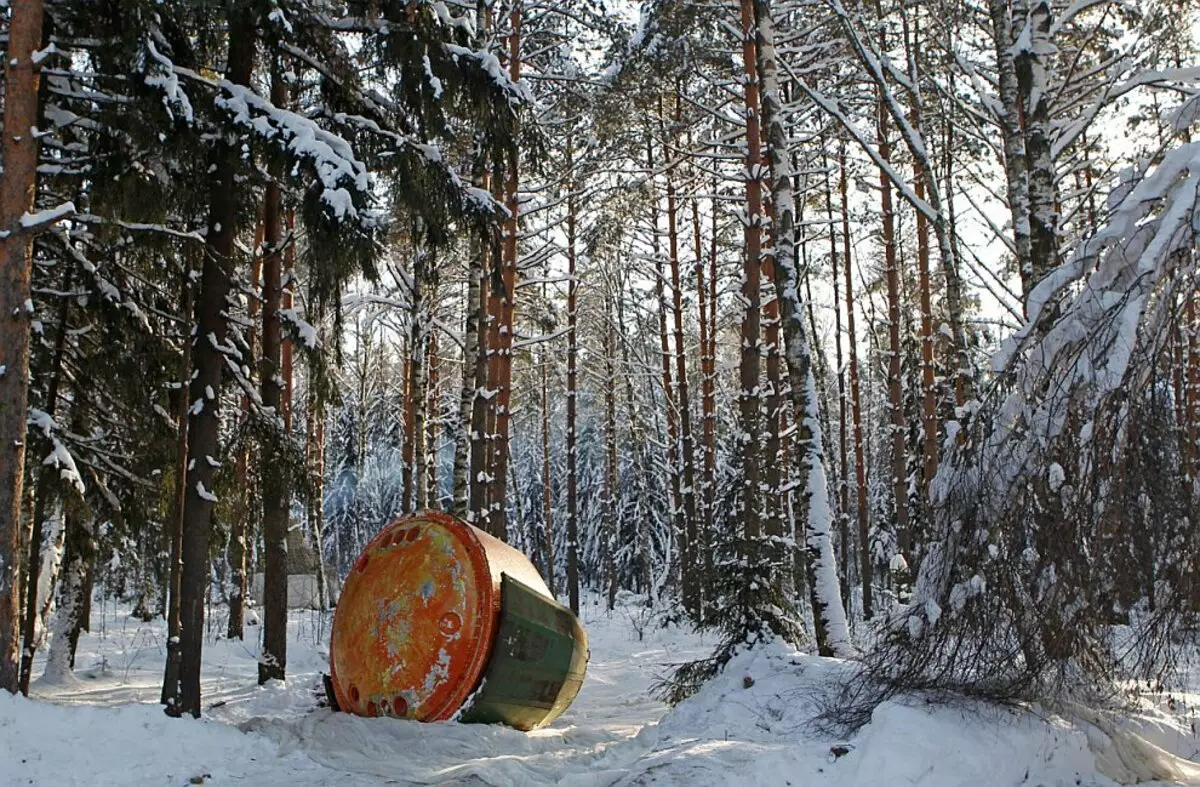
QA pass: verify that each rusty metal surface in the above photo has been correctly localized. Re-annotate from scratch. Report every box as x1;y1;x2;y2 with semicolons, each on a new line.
329;512;497;721
328;511;587;729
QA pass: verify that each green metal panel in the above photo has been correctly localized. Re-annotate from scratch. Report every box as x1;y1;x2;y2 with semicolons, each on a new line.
458;574;589;731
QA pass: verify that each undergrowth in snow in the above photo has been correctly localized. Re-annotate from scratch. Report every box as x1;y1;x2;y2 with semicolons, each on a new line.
2;595;1199;786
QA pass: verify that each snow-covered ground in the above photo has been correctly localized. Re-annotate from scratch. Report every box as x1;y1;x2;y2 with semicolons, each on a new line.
3;596;1200;786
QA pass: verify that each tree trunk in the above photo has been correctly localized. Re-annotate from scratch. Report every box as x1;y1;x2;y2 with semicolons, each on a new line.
1013;0;1059;290
483;7;522;542
306;375;329;611
914;148;938;503
282;209;295;433
647;133;684;602
228;219;262;642
692;196;716;571
661;98;699;615
19;265;72;695
616;282;653;597
174;17;255;717
755;0;852;654
603;298;620;611
762;236;785;585
0;0;47;695
840;147;873;621
825;155;852;608
40;508;91;684
987;0;1034;299
403;225;429;515
879;100;911;573
454;144;488;519
258;66;289;686
738;0;764;562
539;347;555;595
161;277;192;705
425;329;440;509
565;140;580;614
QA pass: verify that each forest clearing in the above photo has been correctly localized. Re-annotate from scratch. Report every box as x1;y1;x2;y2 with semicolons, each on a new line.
0;0;1199;784
6;598;1200;785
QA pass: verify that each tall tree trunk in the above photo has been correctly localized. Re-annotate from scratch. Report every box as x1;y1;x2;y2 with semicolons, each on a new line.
565;139;580;614
19;266;72;695
914;149;938;501
1187;297;1199;481
603;298;620;612
228;218;262;642
825;155;852;608
879;100;911;573
174;17;255;717
1011;0;1059;292
692;196;716;568
704;177;719;591
840;147;873;621
0;0;47;695
162;278;193;705
755;0;853;654
468;232;493;527
403;226;428;515
282;209;295;434
454;144;488;519
987;0;1034;299
539;346;555;595
661;98;699;615
737;0;764;562
648;134;684;602
483;6;522;542
258;66;289;686
40;507;91;684
425;329;440;510
616;282;653;597
762;231;785;586
306;372;329;611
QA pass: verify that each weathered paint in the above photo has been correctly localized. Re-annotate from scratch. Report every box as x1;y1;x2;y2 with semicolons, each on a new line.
328;511;586;730
329;512;497;721
457;574;588;730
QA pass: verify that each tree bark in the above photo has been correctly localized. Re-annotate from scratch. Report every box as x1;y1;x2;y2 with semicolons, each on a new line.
19;265;72;695
755;0;853;654
162;277;192;705
403;225;429;515
258;66;289;686
228;218;262;642
840;147;873;621
648;134;684;602
879;100;911;571
738;0;764;560
692;197;716;570
282;210;295;433
454;144;488;519
565;138;580;614
603;298;620;611
1013;0;1060;289
0;0;47;695
825;155;852;608
483;6;522;542
616;280;653;597
987;0;1034;299
661;97;699;615
425;329;440;509
174;17;255;717
539;346;555;595
40;507;91;684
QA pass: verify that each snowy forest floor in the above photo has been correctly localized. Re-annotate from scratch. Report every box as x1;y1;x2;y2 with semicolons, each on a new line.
3;595;1200;787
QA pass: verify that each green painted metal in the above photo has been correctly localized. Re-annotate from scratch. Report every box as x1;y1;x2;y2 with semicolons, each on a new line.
458;574;589;731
